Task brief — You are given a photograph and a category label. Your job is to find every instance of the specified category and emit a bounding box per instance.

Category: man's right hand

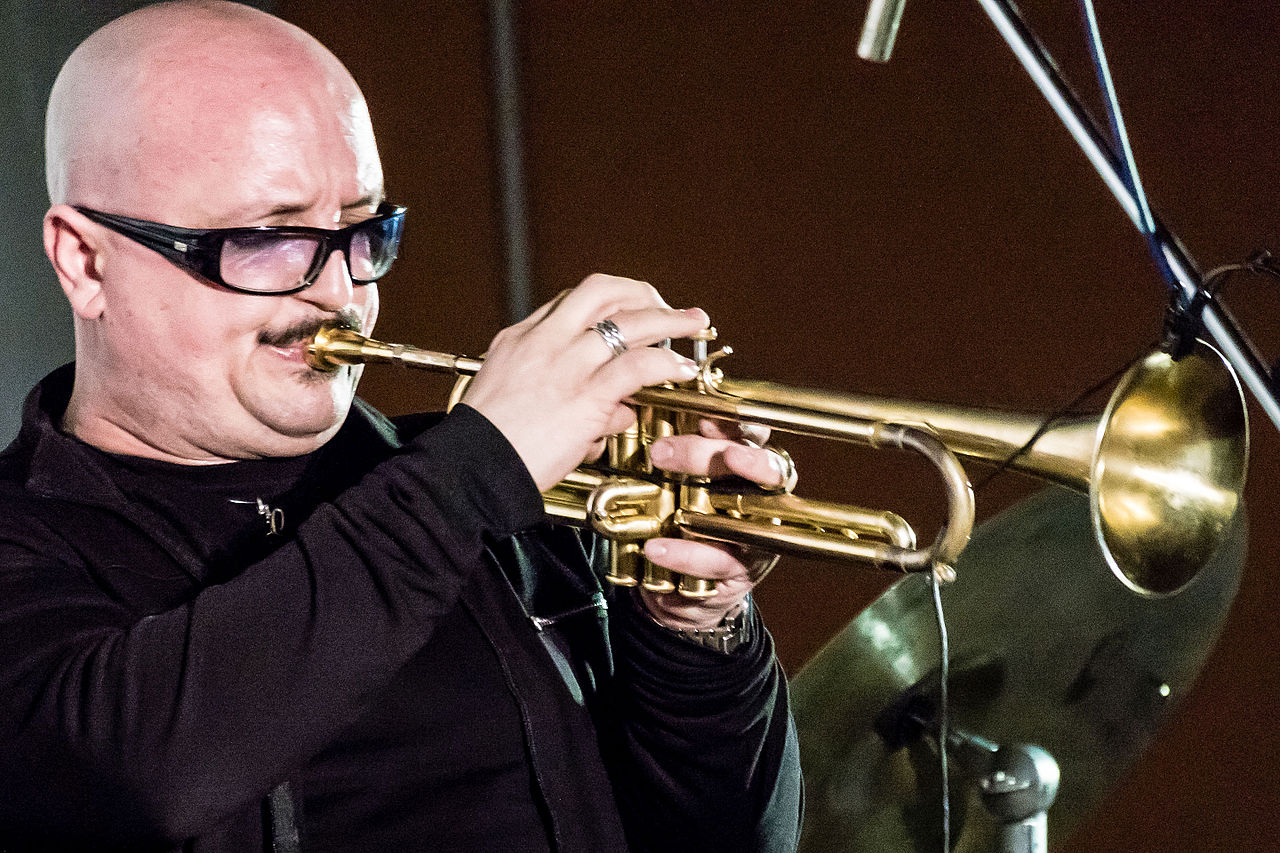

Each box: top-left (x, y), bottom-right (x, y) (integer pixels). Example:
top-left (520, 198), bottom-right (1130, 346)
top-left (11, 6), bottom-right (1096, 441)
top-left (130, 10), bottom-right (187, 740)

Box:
top-left (459, 274), bottom-right (710, 491)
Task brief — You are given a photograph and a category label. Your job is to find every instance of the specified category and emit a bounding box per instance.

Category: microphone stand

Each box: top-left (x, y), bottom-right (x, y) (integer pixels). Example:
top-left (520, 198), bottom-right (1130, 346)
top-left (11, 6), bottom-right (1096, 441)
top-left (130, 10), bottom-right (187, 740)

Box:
top-left (973, 0), bottom-right (1280, 432)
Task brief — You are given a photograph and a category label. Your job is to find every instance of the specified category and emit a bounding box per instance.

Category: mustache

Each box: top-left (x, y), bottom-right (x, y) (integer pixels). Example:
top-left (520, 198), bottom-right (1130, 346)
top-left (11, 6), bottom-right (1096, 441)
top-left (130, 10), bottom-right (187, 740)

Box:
top-left (258, 309), bottom-right (362, 348)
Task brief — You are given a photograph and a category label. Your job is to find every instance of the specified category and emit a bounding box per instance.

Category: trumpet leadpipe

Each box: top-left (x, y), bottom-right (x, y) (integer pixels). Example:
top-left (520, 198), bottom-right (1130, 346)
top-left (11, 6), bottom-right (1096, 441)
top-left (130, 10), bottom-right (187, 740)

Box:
top-left (307, 323), bottom-right (484, 376)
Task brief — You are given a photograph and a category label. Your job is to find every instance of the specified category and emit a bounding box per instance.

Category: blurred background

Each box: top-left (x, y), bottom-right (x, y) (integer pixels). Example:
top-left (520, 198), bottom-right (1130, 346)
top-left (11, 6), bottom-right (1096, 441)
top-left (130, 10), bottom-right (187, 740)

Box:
top-left (4, 1), bottom-right (1278, 849)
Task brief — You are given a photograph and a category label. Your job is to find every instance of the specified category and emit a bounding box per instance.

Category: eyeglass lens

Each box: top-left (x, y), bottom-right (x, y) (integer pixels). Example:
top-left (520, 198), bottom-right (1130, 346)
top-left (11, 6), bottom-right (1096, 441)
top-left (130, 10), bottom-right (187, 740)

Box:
top-left (219, 218), bottom-right (400, 292)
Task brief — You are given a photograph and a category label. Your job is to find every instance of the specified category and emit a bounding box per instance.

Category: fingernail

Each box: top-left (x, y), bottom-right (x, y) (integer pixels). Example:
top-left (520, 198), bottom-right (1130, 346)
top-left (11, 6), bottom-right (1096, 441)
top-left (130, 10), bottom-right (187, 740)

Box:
top-left (771, 452), bottom-right (787, 478)
top-left (649, 442), bottom-right (673, 464)
top-left (675, 358), bottom-right (698, 379)
top-left (646, 541), bottom-right (668, 559)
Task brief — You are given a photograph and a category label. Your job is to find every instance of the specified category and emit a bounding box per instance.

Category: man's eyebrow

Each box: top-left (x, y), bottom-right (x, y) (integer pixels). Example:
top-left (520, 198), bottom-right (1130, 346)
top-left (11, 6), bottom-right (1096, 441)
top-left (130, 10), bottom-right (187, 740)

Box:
top-left (335, 193), bottom-right (386, 223)
top-left (219, 193), bottom-right (386, 226)
top-left (259, 203), bottom-right (311, 220)
top-left (213, 201), bottom-right (309, 225)
top-left (345, 191), bottom-right (384, 211)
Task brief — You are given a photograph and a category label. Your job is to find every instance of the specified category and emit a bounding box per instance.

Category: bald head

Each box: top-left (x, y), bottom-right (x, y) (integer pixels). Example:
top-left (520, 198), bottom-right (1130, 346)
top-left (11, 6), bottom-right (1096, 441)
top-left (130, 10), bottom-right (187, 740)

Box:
top-left (45, 1), bottom-right (379, 218)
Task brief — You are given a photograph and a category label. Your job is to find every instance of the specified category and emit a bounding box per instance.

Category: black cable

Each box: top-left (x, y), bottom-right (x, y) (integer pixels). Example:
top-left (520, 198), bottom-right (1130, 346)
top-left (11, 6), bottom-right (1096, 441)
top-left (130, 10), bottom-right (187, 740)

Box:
top-left (928, 570), bottom-right (951, 852)
top-left (971, 343), bottom-right (1154, 497)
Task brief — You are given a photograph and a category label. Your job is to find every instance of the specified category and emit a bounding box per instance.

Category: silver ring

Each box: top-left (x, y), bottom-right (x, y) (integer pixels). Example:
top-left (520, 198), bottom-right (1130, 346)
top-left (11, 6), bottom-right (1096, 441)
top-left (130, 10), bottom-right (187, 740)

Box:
top-left (588, 319), bottom-right (628, 358)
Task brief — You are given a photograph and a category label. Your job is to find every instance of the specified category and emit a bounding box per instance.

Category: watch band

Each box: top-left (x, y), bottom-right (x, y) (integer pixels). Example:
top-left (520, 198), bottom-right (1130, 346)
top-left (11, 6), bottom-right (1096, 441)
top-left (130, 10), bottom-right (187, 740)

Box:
top-left (659, 603), bottom-right (753, 654)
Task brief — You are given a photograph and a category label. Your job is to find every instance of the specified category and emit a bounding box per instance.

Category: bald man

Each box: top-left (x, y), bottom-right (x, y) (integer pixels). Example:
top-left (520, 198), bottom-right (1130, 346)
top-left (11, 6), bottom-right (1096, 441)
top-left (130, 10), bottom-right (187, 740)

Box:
top-left (0, 1), bottom-right (801, 851)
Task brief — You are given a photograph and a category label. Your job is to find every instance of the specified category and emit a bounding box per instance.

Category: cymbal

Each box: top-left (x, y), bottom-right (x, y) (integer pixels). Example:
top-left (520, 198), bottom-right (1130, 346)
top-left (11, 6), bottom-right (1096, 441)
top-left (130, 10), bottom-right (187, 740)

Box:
top-left (791, 486), bottom-right (1244, 852)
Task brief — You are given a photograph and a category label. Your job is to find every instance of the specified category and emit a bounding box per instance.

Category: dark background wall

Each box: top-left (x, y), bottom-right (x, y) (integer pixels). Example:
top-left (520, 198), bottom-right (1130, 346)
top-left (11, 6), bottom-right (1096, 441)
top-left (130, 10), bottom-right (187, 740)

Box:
top-left (0, 0), bottom-right (275, 445)
top-left (7, 1), bottom-right (1278, 849)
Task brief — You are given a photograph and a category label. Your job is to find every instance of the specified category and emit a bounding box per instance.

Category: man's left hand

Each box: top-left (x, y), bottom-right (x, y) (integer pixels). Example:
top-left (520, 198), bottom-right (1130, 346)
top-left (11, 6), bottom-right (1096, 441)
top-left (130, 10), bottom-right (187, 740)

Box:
top-left (638, 418), bottom-right (790, 631)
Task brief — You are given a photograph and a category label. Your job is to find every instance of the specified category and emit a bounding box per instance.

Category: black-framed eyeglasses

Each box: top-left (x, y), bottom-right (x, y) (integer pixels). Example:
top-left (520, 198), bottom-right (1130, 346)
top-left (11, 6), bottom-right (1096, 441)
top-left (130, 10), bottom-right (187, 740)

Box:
top-left (73, 202), bottom-right (407, 295)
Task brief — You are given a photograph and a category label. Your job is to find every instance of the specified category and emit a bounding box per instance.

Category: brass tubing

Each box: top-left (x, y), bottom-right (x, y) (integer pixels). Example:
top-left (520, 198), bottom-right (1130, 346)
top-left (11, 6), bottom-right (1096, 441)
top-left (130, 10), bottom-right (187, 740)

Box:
top-left (307, 324), bottom-right (976, 585)
top-left (307, 323), bottom-right (1248, 596)
top-left (307, 324), bottom-right (485, 376)
top-left (709, 494), bottom-right (917, 550)
top-left (714, 376), bottom-right (1100, 490)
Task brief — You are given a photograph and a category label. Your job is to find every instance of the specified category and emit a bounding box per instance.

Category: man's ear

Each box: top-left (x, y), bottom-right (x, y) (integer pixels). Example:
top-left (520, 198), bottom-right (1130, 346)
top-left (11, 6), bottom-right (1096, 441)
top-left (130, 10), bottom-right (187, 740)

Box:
top-left (44, 205), bottom-right (106, 319)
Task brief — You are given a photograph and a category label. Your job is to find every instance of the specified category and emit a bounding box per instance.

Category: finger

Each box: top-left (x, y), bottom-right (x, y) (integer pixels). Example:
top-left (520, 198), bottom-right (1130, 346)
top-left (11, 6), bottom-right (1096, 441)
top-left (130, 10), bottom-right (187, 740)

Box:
top-left (649, 435), bottom-right (790, 487)
top-left (604, 305), bottom-right (711, 350)
top-left (602, 403), bottom-right (637, 436)
top-left (542, 275), bottom-right (673, 333)
top-left (581, 435), bottom-right (608, 463)
top-left (644, 537), bottom-right (748, 583)
top-left (722, 443), bottom-right (794, 489)
top-left (575, 308), bottom-right (710, 367)
top-left (697, 417), bottom-right (771, 447)
top-left (589, 346), bottom-right (700, 402)
top-left (649, 434), bottom-right (737, 478)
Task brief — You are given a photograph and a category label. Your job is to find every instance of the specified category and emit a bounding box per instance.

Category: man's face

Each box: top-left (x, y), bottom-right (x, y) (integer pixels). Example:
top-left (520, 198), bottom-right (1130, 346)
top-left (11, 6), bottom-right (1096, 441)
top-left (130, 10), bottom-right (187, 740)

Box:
top-left (83, 64), bottom-right (386, 461)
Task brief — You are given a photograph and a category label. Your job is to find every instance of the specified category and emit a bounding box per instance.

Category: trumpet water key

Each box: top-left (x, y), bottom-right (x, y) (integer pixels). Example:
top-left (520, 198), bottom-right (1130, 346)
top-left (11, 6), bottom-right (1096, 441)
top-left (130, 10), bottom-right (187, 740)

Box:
top-left (307, 322), bottom-right (1247, 599)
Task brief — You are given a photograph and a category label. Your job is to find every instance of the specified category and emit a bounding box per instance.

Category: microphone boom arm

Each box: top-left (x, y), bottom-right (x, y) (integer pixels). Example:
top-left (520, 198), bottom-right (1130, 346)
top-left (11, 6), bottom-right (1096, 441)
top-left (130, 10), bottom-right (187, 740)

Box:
top-left (971, 0), bottom-right (1280, 433)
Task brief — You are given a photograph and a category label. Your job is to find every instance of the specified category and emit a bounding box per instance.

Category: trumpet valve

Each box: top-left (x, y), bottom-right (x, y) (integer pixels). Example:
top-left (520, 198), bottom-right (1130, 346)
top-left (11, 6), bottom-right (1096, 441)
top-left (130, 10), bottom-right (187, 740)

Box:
top-left (675, 574), bottom-right (718, 599)
top-left (640, 562), bottom-right (677, 594)
top-left (604, 542), bottom-right (642, 588)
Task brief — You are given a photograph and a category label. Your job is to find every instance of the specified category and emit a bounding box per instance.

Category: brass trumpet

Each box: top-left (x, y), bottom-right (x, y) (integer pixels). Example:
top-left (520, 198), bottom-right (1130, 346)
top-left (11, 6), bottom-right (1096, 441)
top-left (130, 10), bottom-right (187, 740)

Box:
top-left (308, 323), bottom-right (1248, 598)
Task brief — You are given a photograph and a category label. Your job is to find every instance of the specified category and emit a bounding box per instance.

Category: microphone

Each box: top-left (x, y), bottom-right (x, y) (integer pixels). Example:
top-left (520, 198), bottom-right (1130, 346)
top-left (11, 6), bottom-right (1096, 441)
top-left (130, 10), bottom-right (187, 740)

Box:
top-left (857, 0), bottom-right (908, 63)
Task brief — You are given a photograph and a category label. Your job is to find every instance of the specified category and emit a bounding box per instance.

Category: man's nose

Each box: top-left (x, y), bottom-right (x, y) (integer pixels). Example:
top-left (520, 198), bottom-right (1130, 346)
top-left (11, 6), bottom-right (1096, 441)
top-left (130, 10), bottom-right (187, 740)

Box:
top-left (298, 249), bottom-right (356, 310)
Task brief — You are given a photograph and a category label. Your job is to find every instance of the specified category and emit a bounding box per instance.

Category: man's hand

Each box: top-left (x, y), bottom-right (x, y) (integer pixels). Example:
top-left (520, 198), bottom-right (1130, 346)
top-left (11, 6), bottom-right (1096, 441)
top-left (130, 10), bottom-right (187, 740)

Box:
top-left (461, 275), bottom-right (709, 491)
top-left (639, 418), bottom-right (791, 631)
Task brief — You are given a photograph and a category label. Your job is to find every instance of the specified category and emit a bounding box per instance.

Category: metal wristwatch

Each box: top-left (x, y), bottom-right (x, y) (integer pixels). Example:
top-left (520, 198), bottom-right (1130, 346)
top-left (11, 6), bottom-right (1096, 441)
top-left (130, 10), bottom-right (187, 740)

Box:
top-left (662, 603), bottom-right (753, 654)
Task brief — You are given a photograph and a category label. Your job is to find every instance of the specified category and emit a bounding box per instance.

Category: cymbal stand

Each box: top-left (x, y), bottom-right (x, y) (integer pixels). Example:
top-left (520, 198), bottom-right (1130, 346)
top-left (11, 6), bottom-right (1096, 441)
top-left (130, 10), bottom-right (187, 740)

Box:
top-left (912, 714), bottom-right (1061, 853)
top-left (952, 727), bottom-right (1060, 853)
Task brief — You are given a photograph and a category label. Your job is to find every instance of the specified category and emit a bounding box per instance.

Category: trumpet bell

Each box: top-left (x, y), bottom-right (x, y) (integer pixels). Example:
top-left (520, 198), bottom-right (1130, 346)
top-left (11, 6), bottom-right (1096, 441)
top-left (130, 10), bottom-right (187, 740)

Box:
top-left (713, 339), bottom-right (1247, 598)
top-left (1093, 341), bottom-right (1248, 596)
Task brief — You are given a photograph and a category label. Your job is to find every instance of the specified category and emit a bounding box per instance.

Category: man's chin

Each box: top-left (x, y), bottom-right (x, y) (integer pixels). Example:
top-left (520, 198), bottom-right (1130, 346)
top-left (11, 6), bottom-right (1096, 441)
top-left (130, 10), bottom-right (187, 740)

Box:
top-left (246, 413), bottom-right (347, 457)
top-left (249, 385), bottom-right (356, 450)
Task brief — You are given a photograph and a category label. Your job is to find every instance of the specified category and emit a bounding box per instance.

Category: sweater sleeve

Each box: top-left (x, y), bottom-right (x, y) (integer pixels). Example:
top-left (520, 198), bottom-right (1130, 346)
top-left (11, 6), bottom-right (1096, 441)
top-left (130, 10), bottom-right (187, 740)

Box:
top-left (600, 590), bottom-right (804, 853)
top-left (0, 405), bottom-right (544, 846)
